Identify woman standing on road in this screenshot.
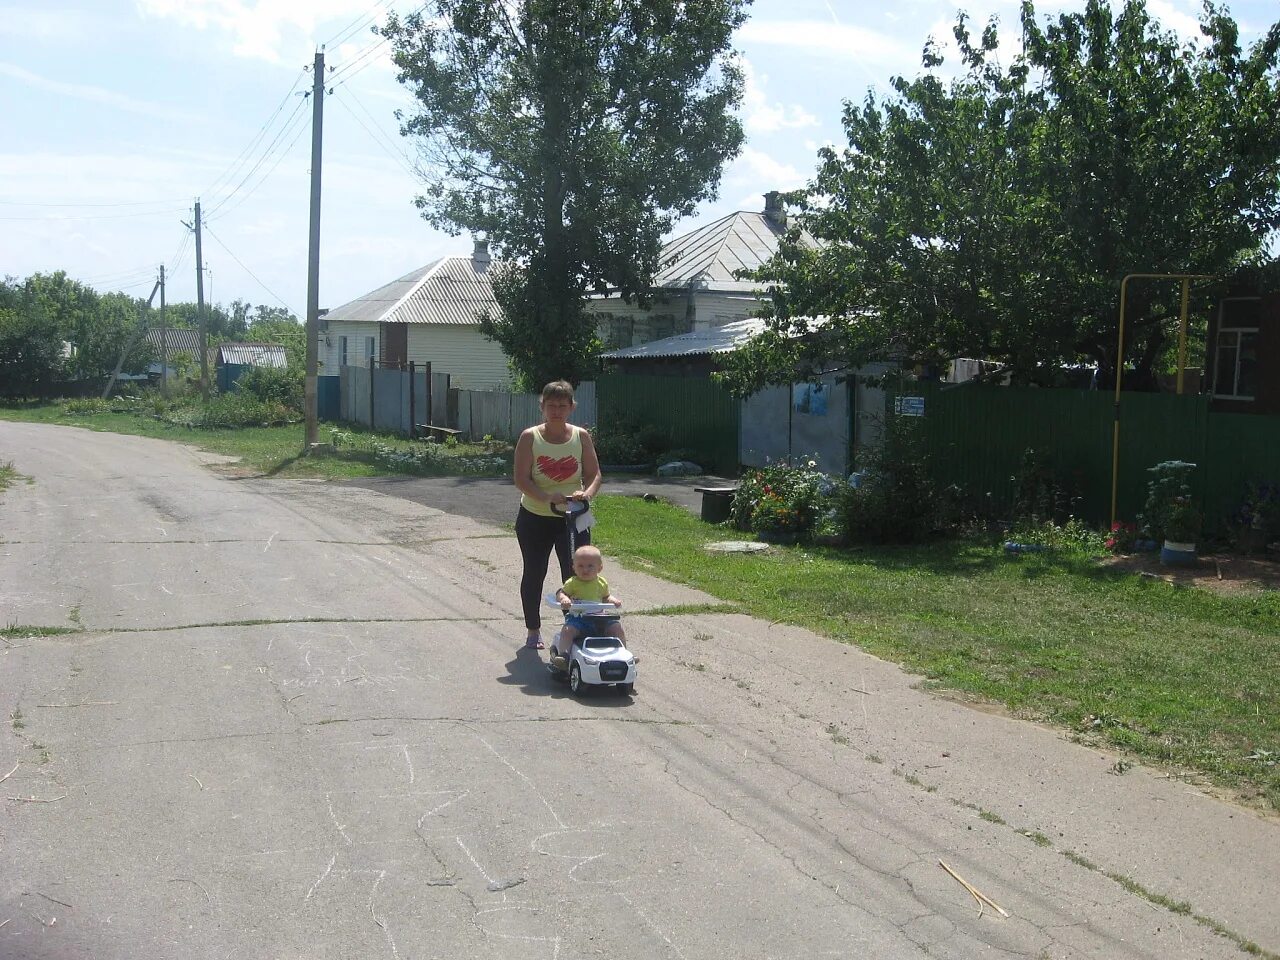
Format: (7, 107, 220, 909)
(513, 380, 602, 649)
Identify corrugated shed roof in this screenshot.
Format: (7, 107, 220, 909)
(143, 328, 202, 354)
(654, 212, 815, 289)
(600, 318, 766, 360)
(323, 255, 501, 326)
(216, 343, 288, 368)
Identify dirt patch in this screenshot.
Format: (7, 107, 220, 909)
(1100, 550, 1280, 594)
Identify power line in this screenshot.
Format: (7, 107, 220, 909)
(206, 109, 311, 223)
(0, 197, 188, 208)
(332, 89, 418, 178)
(329, 33, 390, 86)
(322, 0, 391, 50)
(205, 95, 311, 218)
(0, 206, 188, 222)
(202, 69, 308, 204)
(202, 223, 292, 311)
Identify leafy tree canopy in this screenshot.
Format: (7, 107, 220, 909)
(720, 0, 1280, 394)
(381, 0, 749, 388)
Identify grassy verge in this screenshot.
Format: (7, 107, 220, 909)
(0, 461, 18, 492)
(0, 403, 511, 480)
(591, 494, 1280, 811)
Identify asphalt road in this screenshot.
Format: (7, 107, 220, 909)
(342, 473, 735, 529)
(2, 421, 1277, 960)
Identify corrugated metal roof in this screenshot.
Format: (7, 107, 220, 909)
(654, 212, 815, 289)
(216, 343, 288, 368)
(144, 328, 202, 354)
(323, 254, 501, 326)
(600, 318, 766, 360)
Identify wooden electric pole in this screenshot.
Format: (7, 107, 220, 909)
(159, 264, 168, 397)
(304, 47, 326, 450)
(193, 199, 208, 401)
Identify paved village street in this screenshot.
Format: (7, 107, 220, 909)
(1, 421, 1278, 960)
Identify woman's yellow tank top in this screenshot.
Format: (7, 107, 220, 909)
(521, 424, 584, 517)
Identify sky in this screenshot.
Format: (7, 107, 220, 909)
(2, 0, 1276, 319)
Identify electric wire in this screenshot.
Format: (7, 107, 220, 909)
(321, 0, 391, 50)
(328, 33, 391, 86)
(340, 81, 411, 161)
(201, 69, 308, 204)
(332, 90, 418, 178)
(0, 197, 188, 208)
(206, 108, 311, 223)
(202, 223, 292, 310)
(204, 95, 311, 218)
(0, 206, 189, 222)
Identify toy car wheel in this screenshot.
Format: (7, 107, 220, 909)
(618, 682, 635, 696)
(569, 662, 587, 696)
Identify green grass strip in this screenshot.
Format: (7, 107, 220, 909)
(589, 494, 1280, 811)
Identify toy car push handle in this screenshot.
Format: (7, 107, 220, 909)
(550, 496, 591, 553)
(549, 496, 590, 517)
(543, 595, 621, 617)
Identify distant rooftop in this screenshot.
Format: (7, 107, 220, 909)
(652, 192, 817, 291)
(600, 318, 766, 360)
(324, 242, 500, 326)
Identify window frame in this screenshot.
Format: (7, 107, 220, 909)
(1212, 326, 1259, 401)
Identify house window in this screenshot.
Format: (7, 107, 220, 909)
(339, 336, 348, 367)
(364, 336, 376, 361)
(793, 382, 828, 416)
(1213, 328, 1258, 400)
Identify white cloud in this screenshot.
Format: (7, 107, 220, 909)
(725, 147, 810, 207)
(0, 62, 190, 122)
(135, 0, 390, 64)
(738, 19, 913, 66)
(740, 58, 819, 135)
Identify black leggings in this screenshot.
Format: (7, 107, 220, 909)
(516, 506, 592, 631)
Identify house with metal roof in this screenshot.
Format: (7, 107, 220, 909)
(214, 343, 288, 368)
(587, 191, 815, 351)
(319, 241, 511, 390)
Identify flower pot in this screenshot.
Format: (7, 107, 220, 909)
(1160, 540, 1197, 566)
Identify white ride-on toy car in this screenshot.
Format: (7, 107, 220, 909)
(546, 598, 637, 696)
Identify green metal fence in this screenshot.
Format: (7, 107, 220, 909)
(901, 382, 1280, 529)
(596, 373, 740, 473)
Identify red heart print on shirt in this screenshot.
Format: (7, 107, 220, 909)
(537, 455, 578, 483)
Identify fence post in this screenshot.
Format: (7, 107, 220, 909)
(408, 361, 415, 438)
(369, 356, 375, 429)
(424, 362, 433, 426)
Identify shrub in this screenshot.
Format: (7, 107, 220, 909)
(590, 418, 669, 466)
(1139, 460, 1199, 542)
(730, 460, 829, 536)
(329, 428, 507, 475)
(61, 398, 113, 416)
(236, 365, 303, 411)
(837, 418, 942, 544)
(163, 393, 298, 428)
(1011, 447, 1080, 524)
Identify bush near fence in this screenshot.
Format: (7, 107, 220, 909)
(898, 382, 1280, 531)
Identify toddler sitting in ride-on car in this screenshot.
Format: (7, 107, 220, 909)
(551, 545, 625, 668)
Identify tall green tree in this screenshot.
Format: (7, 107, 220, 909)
(380, 0, 749, 387)
(0, 278, 63, 397)
(721, 0, 1280, 394)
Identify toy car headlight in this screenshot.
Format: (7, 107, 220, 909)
(580, 654, 602, 665)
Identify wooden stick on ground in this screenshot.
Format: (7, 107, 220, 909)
(939, 859, 1010, 918)
(0, 761, 17, 785)
(7, 794, 67, 804)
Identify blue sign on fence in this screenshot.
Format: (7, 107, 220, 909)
(895, 395, 926, 417)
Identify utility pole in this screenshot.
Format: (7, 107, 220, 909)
(194, 199, 208, 401)
(159, 264, 168, 397)
(304, 47, 326, 450)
